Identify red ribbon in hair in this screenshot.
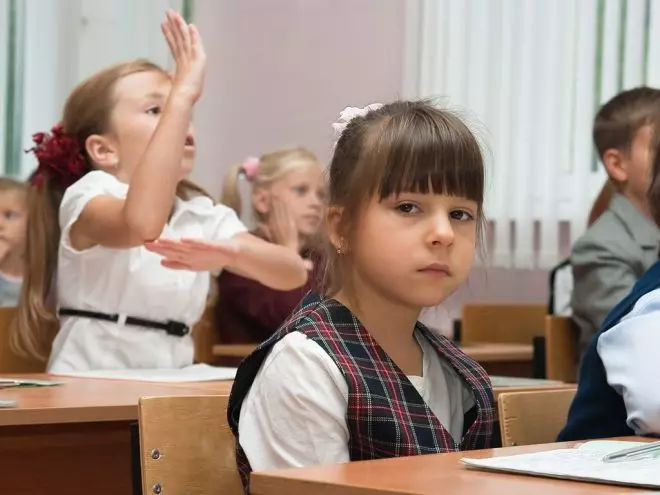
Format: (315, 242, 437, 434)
(28, 124, 88, 188)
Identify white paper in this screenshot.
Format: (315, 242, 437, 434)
(51, 364, 237, 383)
(576, 441, 649, 453)
(462, 441, 660, 489)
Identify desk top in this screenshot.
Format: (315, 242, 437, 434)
(0, 374, 232, 426)
(251, 437, 650, 495)
(0, 373, 570, 427)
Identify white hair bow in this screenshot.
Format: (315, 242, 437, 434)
(332, 103, 383, 148)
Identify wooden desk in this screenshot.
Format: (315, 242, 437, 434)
(251, 437, 651, 495)
(212, 342, 535, 376)
(463, 343, 534, 377)
(0, 372, 572, 495)
(0, 375, 231, 495)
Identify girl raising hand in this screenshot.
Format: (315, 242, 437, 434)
(13, 11, 307, 372)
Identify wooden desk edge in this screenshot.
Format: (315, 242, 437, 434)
(250, 437, 650, 495)
(463, 345, 534, 362)
(492, 383, 576, 400)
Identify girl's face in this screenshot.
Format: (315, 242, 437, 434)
(0, 189, 27, 252)
(92, 70, 196, 182)
(334, 192, 478, 309)
(257, 165, 326, 237)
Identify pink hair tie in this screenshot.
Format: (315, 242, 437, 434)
(241, 156, 260, 181)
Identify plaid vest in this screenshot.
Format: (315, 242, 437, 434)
(227, 293, 495, 492)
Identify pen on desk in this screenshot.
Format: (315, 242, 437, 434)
(601, 440, 660, 463)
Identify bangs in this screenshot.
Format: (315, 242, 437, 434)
(363, 107, 484, 203)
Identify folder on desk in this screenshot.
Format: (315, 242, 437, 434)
(0, 378, 63, 388)
(462, 441, 660, 489)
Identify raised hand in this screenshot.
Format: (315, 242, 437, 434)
(161, 9, 206, 104)
(145, 238, 240, 271)
(266, 197, 299, 252)
(0, 240, 10, 263)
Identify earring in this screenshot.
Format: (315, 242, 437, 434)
(336, 238, 345, 255)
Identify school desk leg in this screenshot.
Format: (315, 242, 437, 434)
(131, 422, 142, 495)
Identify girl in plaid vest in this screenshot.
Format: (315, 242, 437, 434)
(228, 101, 495, 491)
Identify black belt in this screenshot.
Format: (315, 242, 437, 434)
(58, 308, 190, 337)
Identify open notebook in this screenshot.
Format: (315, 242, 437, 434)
(462, 441, 660, 489)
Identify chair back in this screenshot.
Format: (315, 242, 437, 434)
(193, 305, 218, 364)
(139, 394, 243, 495)
(498, 388, 577, 447)
(545, 315, 578, 382)
(461, 304, 546, 344)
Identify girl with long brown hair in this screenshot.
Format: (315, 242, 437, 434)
(12, 11, 307, 372)
(227, 101, 495, 491)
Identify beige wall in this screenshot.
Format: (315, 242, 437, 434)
(192, 0, 406, 198)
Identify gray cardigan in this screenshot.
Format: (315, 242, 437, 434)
(570, 193, 660, 351)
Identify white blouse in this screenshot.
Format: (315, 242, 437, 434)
(238, 330, 475, 471)
(48, 171, 247, 372)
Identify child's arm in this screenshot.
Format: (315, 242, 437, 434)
(69, 11, 205, 251)
(226, 233, 309, 290)
(597, 293, 660, 435)
(146, 233, 309, 290)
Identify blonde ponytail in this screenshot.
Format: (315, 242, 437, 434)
(221, 164, 244, 216)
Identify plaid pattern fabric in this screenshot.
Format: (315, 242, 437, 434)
(228, 292, 495, 493)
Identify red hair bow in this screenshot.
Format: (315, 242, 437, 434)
(28, 124, 88, 188)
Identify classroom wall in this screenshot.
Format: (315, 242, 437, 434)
(191, 0, 406, 198)
(192, 0, 550, 334)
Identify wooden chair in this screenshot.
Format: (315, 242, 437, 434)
(498, 388, 577, 447)
(544, 315, 578, 382)
(0, 307, 45, 373)
(193, 305, 218, 365)
(461, 304, 546, 344)
(199, 281, 257, 362)
(138, 394, 243, 495)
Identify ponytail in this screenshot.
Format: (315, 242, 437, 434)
(221, 164, 244, 216)
(11, 178, 63, 361)
(221, 157, 260, 216)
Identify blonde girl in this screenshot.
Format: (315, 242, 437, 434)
(225, 101, 495, 492)
(215, 149, 324, 355)
(12, 11, 307, 372)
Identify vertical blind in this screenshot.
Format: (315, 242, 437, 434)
(405, 0, 660, 268)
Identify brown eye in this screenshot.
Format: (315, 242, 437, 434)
(396, 202, 418, 214)
(450, 210, 474, 221)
